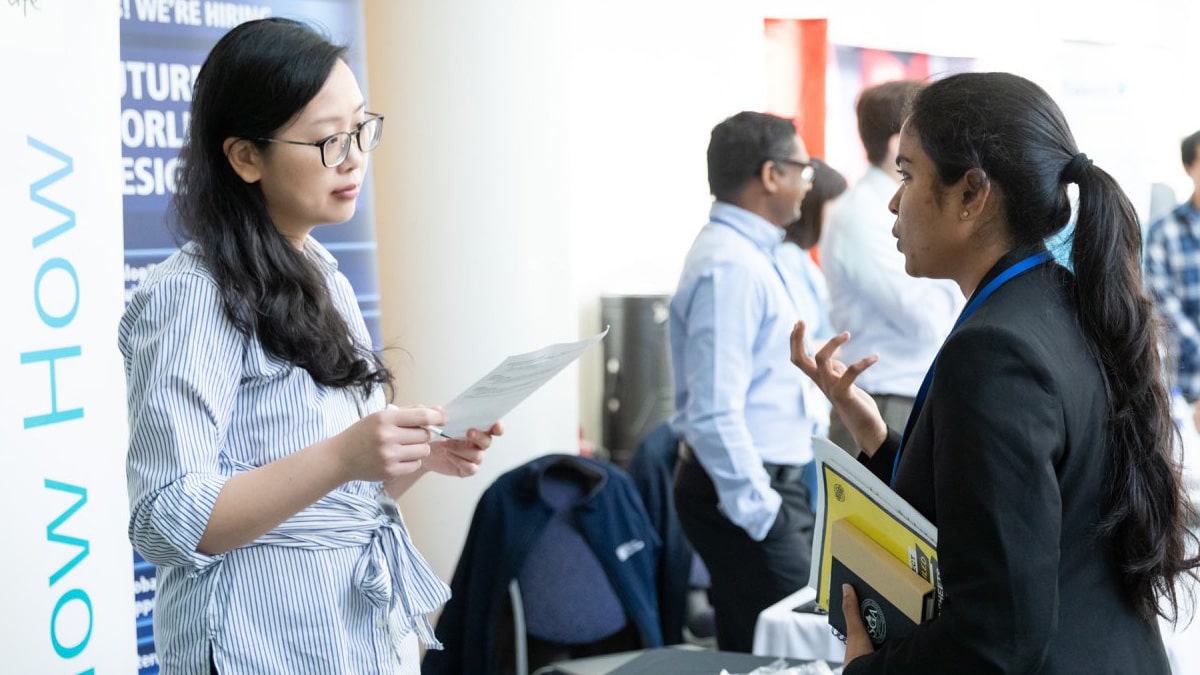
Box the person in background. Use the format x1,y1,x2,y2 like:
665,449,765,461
778,158,848,506
670,111,819,652
1146,131,1200,431
120,18,500,674
792,71,1198,673
780,157,848,347
819,80,962,456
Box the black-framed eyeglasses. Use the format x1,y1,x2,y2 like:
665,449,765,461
256,113,385,168
772,157,815,183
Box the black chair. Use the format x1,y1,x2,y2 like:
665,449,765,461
509,465,640,674
626,423,715,646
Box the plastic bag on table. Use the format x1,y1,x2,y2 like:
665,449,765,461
719,656,835,675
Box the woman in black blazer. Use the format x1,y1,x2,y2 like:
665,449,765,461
793,72,1198,674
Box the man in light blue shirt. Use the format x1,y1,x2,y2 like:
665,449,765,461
670,111,819,652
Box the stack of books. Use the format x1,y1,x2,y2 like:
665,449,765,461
808,438,940,646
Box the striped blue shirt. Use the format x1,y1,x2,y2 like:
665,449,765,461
1146,203,1200,401
669,202,823,542
119,239,448,674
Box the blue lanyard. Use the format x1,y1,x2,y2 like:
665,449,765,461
890,251,1053,486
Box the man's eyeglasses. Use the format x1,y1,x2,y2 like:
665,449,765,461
772,157,815,183
256,113,385,168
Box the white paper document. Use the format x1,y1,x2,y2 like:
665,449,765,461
439,327,609,438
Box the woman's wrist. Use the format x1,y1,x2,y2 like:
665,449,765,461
383,464,429,498
315,435,355,486
854,419,889,458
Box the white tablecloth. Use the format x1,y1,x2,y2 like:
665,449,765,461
753,586,846,664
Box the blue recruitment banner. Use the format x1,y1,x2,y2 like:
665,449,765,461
120,2,374,672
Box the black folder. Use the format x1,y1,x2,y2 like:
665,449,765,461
827,519,934,646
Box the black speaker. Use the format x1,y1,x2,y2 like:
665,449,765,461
600,294,674,467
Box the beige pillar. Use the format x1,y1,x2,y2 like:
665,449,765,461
363,0,577,583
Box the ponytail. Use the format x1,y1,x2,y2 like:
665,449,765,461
1070,161,1200,621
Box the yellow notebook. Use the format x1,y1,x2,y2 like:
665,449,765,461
808,438,941,620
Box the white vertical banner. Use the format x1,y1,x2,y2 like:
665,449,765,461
0,2,138,673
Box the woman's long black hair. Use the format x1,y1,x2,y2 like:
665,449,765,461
173,17,391,398
909,72,1198,621
786,158,847,249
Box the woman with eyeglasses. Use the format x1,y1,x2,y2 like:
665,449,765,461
792,72,1198,673
119,18,500,674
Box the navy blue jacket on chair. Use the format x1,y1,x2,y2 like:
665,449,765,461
422,454,662,675
627,422,696,645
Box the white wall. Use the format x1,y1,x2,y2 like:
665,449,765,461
364,0,578,583
566,1,772,456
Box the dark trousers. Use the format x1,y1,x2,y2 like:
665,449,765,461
673,450,814,652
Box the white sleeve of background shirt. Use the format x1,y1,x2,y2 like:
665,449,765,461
826,185,961,344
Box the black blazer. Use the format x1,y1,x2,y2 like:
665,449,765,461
852,248,1169,674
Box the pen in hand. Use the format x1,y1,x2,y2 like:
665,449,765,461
424,425,454,441
383,404,454,441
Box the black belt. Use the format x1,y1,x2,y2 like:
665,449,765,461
679,442,804,483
